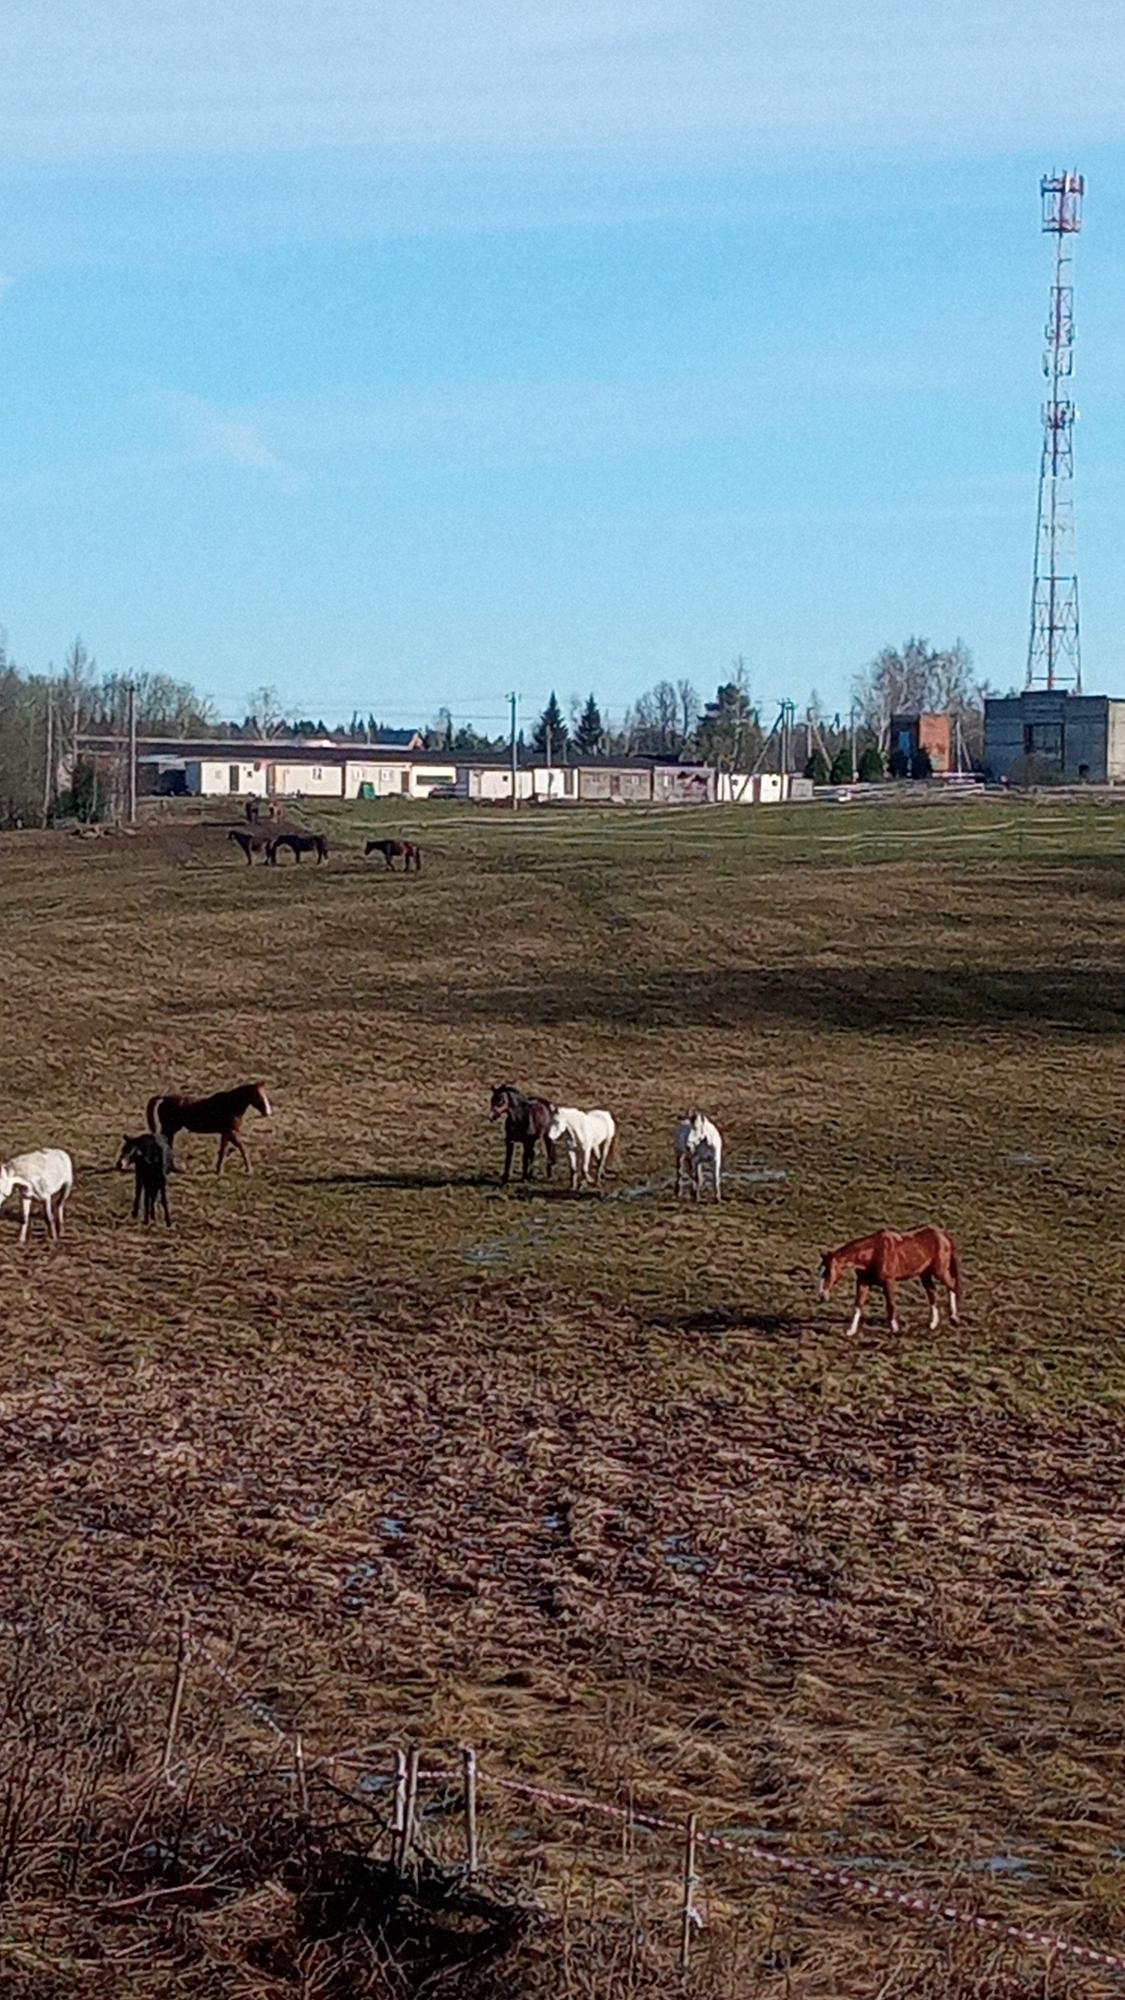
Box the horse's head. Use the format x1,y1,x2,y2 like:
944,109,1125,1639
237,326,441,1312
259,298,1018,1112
252,1083,272,1118
489,1085,513,1122
117,1135,140,1172
817,1252,839,1301
546,1107,566,1144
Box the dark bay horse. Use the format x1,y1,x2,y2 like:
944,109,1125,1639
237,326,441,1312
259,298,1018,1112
489,1084,556,1186
365,838,422,873
147,1082,272,1175
269,832,328,865
228,829,272,865
818,1226,961,1336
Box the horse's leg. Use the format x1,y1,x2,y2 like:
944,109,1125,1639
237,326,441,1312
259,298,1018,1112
216,1133,230,1176
883,1278,900,1333
545,1136,556,1179
846,1280,868,1337
675,1151,684,1197
231,1135,251,1175
521,1136,535,1181
501,1134,514,1186
18,1194,32,1246
385,852,393,870
713,1150,722,1203
55,1187,68,1238
921,1272,939,1332
161,1182,172,1226
132,1174,142,1219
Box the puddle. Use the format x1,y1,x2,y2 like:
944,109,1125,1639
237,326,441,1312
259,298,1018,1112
969,1854,1037,1880
541,1508,567,1532
377,1516,406,1539
342,1555,382,1616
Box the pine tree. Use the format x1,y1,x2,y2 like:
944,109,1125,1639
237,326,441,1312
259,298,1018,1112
858,744,884,782
804,748,829,784
829,745,854,783
574,693,604,755
533,691,569,756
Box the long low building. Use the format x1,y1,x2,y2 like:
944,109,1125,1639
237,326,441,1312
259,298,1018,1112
83,735,810,806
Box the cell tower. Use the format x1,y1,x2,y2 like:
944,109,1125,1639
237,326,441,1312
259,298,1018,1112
1026,171,1084,692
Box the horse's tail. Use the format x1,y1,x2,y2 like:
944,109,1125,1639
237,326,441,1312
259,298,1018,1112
604,1122,618,1168
146,1094,165,1135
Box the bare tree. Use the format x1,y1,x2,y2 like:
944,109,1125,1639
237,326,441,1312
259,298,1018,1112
677,679,700,744
245,685,288,739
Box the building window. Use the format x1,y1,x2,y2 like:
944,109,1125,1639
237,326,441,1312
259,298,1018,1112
1023,724,1063,766
311,767,323,780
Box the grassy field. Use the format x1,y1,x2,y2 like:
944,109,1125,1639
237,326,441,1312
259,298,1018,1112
2,794,1125,1997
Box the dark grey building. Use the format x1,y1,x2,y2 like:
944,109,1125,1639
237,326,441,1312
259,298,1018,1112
984,692,1125,783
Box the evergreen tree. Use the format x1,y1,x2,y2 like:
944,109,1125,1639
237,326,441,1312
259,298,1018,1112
574,693,604,755
910,747,933,780
830,745,854,783
858,744,884,782
532,690,569,756
804,748,829,784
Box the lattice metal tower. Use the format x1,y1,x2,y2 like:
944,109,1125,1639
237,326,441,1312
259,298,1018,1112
1026,171,1084,691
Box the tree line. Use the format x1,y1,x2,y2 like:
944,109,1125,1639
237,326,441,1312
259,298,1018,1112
0,628,994,824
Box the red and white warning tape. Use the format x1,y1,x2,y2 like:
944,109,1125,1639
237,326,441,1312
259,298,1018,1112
183,1623,1125,1980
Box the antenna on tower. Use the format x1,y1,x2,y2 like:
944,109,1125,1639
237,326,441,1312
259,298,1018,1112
1026,170,1084,692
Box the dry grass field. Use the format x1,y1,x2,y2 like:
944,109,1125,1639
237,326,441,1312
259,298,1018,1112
2,795,1125,1997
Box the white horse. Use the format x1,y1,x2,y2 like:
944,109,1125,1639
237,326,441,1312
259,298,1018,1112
674,1110,722,1202
546,1106,616,1190
0,1148,74,1244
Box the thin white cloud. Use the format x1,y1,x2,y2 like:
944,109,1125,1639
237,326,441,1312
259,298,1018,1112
0,1,1121,160
148,390,303,490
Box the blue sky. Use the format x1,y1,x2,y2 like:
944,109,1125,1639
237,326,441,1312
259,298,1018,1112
2,2,1125,731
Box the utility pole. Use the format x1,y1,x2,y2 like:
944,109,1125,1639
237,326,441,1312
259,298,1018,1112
42,683,54,824
127,681,138,824
508,691,519,810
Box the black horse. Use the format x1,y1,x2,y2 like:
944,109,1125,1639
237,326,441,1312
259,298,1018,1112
489,1084,556,1187
268,831,328,865
365,838,422,873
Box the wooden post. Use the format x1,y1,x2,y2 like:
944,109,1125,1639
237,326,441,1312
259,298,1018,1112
391,1748,407,1866
42,684,54,825
679,1813,698,1980
127,680,137,825
294,1733,309,1819
462,1746,478,1878
393,1747,419,1879
161,1611,190,1779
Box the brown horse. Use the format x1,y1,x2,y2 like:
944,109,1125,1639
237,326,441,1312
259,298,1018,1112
228,829,272,865
269,832,328,865
365,838,422,873
489,1084,556,1186
147,1082,272,1175
818,1226,960,1336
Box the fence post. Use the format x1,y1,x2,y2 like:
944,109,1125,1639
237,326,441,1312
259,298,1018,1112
391,1749,407,1871
462,1746,478,1878
679,1812,698,1980
394,1747,420,1880
294,1733,309,1819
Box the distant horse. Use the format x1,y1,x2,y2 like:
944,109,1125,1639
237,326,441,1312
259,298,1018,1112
818,1226,961,1336
147,1082,272,1175
489,1084,556,1186
365,839,422,873
547,1105,617,1191
117,1133,172,1225
269,832,328,865
674,1110,722,1202
228,829,272,865
244,798,275,824
0,1148,73,1244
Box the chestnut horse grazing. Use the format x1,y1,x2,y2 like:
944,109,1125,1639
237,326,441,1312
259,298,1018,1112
268,832,328,865
489,1084,556,1186
147,1082,272,1175
365,838,422,873
818,1226,960,1336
